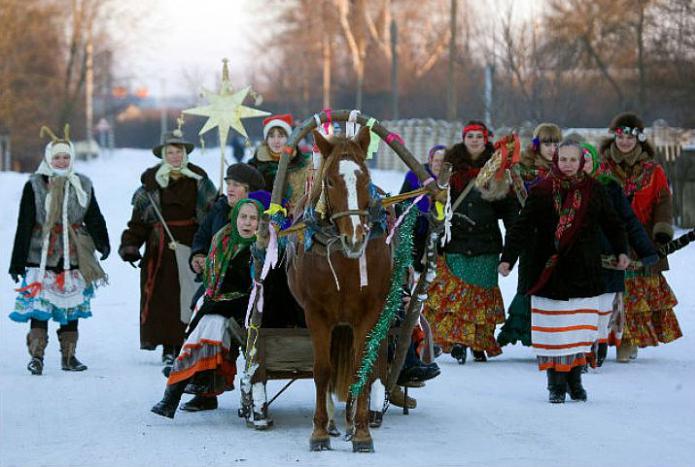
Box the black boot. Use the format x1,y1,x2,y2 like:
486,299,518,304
567,366,588,402
472,350,487,362
27,328,48,375
27,357,44,375
151,380,188,419
547,369,567,403
180,395,218,412
450,344,467,365
596,343,608,367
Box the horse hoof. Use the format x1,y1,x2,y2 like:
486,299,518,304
310,437,331,451
352,438,375,453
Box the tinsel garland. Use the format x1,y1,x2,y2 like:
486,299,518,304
349,204,419,399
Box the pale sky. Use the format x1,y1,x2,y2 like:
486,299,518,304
116,0,541,100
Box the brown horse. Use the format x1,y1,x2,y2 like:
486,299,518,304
287,127,392,452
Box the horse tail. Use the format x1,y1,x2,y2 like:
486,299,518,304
330,325,354,402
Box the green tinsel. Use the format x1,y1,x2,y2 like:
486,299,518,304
349,205,419,398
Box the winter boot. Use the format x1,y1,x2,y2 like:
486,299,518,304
567,366,588,401
596,343,608,367
629,345,639,360
58,331,87,371
450,343,467,365
151,380,189,419
26,328,48,375
616,344,632,363
247,382,273,430
546,369,567,403
472,350,487,362
180,395,218,412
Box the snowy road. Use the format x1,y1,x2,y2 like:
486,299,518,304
1,150,693,466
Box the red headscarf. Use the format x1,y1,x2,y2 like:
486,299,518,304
462,123,492,145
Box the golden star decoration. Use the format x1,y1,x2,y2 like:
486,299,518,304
183,84,269,146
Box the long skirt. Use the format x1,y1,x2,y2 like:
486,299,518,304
621,270,681,347
531,295,600,372
9,268,94,325
167,314,237,396
423,254,505,356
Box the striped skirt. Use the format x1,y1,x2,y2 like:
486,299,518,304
531,295,600,372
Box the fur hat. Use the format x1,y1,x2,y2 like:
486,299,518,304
224,163,265,191
152,129,194,158
263,114,293,140
609,112,647,141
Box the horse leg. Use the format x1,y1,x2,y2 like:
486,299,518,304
309,319,332,451
326,392,340,436
350,324,375,453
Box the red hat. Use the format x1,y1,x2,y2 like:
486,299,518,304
263,114,293,140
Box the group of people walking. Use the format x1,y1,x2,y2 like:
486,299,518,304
7,109,682,413
411,112,681,403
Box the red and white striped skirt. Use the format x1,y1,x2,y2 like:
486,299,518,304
531,295,600,371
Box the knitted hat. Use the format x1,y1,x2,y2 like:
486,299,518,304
152,129,195,158
262,114,293,140
224,163,265,191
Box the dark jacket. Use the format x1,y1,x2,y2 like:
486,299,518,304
601,180,658,292
445,188,519,257
190,196,231,260
10,177,109,275
187,248,252,335
501,180,628,300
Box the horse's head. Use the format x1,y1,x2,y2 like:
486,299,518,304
313,126,372,258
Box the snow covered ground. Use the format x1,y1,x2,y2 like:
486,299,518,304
1,149,693,467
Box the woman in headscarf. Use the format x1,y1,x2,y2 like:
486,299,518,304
500,139,629,402
151,198,263,418
595,112,681,362
9,125,109,375
118,129,217,368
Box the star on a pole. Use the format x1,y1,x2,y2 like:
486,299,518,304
183,59,270,146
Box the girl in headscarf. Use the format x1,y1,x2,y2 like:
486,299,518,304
500,139,629,402
9,125,109,375
151,198,262,418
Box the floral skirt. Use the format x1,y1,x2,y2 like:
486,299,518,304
9,268,94,325
167,315,237,396
621,271,681,347
422,254,505,356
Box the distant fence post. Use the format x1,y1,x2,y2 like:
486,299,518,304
0,135,10,171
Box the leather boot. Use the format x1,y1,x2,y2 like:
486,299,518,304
151,380,189,418
27,328,48,375
472,350,487,362
58,331,87,371
547,369,567,403
180,395,218,412
596,343,608,367
450,343,467,365
389,385,417,409
567,366,588,401
616,344,632,363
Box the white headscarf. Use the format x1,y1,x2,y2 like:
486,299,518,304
35,140,89,207
155,145,202,188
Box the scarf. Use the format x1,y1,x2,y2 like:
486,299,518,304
155,148,203,188
527,163,593,296
447,145,491,195
608,142,648,167
203,199,263,301
599,143,653,198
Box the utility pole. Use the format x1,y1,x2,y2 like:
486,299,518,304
446,0,458,121
391,18,399,119
85,26,95,156
160,79,168,138
484,63,493,126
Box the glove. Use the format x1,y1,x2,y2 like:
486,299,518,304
99,245,111,261
654,232,671,246
118,245,142,263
